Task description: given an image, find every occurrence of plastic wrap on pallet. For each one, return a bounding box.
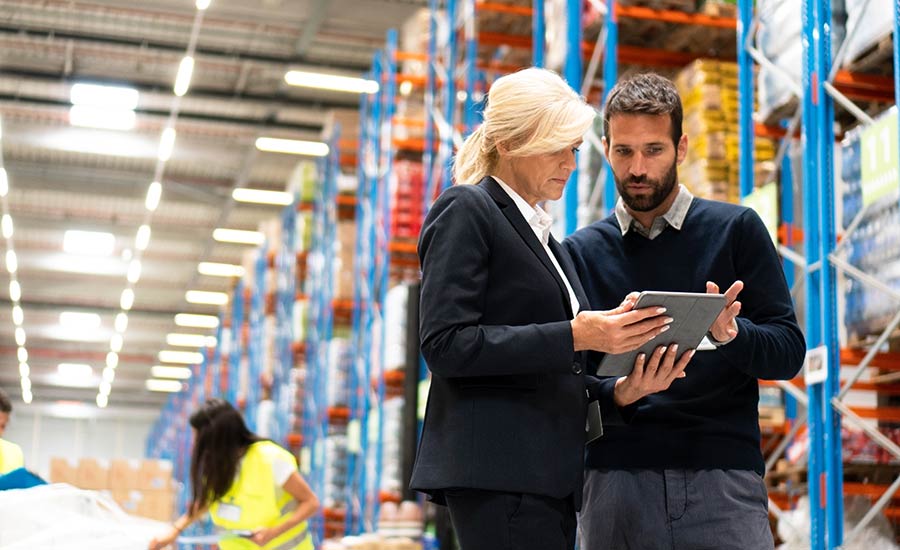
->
[327,338,352,408]
[843,0,894,64]
[287,161,318,202]
[380,397,405,497]
[776,496,898,550]
[384,285,409,371]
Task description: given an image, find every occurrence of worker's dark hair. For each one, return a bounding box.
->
[189,398,261,512]
[0,387,12,414]
[603,73,683,146]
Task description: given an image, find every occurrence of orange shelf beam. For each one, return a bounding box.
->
[841,348,900,371]
[850,406,900,423]
[475,1,534,16]
[388,240,418,255]
[615,4,737,29]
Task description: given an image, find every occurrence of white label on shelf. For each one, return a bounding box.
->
[346,419,362,454]
[299,447,312,475]
[861,108,899,207]
[804,345,829,386]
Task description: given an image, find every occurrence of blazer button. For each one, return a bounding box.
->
[571,363,583,375]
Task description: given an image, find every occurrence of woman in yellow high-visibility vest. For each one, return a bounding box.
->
[149,399,318,550]
[0,388,25,474]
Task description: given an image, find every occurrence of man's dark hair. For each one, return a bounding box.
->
[0,388,12,414]
[603,73,683,146]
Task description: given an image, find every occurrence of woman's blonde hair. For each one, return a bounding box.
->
[452,67,596,185]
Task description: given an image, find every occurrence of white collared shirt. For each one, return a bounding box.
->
[614,184,694,240]
[493,176,581,317]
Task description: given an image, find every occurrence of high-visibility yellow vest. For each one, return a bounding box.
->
[0,438,24,474]
[208,441,313,550]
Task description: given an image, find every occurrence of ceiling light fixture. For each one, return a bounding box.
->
[17,347,28,363]
[135,224,151,251]
[158,350,204,364]
[174,313,219,328]
[110,334,123,353]
[145,181,162,211]
[70,83,139,110]
[127,259,142,284]
[96,394,108,408]
[58,363,93,379]
[19,363,29,377]
[8,281,19,302]
[1,214,12,238]
[151,365,192,380]
[63,230,115,256]
[212,228,265,245]
[185,290,229,305]
[102,367,115,383]
[120,288,135,310]
[59,311,101,329]
[12,305,23,326]
[69,106,137,131]
[0,168,7,196]
[198,262,245,278]
[255,137,329,157]
[196,0,212,10]
[5,250,16,273]
[158,127,176,162]
[15,327,25,346]
[146,379,184,393]
[284,70,379,94]
[115,312,128,333]
[166,333,216,348]
[232,188,294,206]
[106,352,119,369]
[174,56,195,97]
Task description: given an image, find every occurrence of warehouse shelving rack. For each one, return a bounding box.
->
[736,0,900,547]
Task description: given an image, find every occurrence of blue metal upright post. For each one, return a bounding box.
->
[814,0,842,546]
[801,0,826,546]
[781,145,799,422]
[533,0,545,67]
[563,0,582,234]
[424,0,438,212]
[443,0,459,190]
[737,0,754,199]
[463,0,478,133]
[602,0,619,216]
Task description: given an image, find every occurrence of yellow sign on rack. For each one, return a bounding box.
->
[741,182,779,244]
[861,108,899,207]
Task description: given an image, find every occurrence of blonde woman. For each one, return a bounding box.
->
[410,67,691,550]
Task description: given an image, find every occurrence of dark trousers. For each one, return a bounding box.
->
[578,469,773,550]
[444,489,576,550]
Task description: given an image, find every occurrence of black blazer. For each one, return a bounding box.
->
[409,176,593,506]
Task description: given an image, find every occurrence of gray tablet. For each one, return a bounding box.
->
[595,291,727,377]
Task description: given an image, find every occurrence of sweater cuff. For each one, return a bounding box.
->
[587,376,638,426]
[715,317,752,363]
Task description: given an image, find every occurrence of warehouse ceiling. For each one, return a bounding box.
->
[0,0,427,417]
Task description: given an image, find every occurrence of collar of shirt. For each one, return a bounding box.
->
[493,176,554,245]
[614,184,694,239]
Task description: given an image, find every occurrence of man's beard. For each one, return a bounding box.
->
[614,160,678,212]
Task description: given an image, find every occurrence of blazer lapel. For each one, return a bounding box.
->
[479,177,572,313]
[549,237,589,315]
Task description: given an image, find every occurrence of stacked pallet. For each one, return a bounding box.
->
[675,59,777,203]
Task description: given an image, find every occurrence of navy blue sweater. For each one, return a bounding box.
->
[563,198,805,474]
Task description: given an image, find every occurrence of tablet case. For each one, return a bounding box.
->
[595,291,726,377]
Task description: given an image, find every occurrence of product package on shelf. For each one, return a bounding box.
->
[327,338,352,409]
[334,220,356,301]
[843,0,894,72]
[384,285,409,372]
[287,161,319,203]
[400,7,430,78]
[379,397,405,501]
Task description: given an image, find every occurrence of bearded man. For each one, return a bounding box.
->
[563,73,805,550]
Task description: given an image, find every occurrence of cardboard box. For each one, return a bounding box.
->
[109,459,141,489]
[49,457,78,485]
[137,489,176,522]
[77,458,110,490]
[138,459,173,491]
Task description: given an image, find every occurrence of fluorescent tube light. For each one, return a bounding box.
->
[158,127,176,162]
[232,188,293,205]
[15,327,25,346]
[174,313,219,328]
[196,0,211,10]
[174,56,195,97]
[106,352,119,369]
[0,168,7,196]
[115,312,128,333]
[70,83,139,109]
[255,137,329,157]
[96,394,108,408]
[110,333,123,353]
[212,228,265,245]
[19,363,28,377]
[22,390,32,404]
[17,347,28,363]
[58,363,93,379]
[99,381,111,396]
[151,366,192,379]
[12,305,23,325]
[60,311,101,329]
[145,181,162,211]
[9,281,20,302]
[120,288,134,310]
[399,80,413,96]
[135,225,151,251]
[146,379,184,392]
[198,262,245,277]
[284,70,379,94]
[69,106,136,131]
[158,350,204,364]
[185,290,229,305]
[63,230,115,256]
[21,377,30,392]
[166,333,216,347]
[127,259,141,283]
[102,366,115,383]
[5,250,16,273]
[1,214,12,238]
